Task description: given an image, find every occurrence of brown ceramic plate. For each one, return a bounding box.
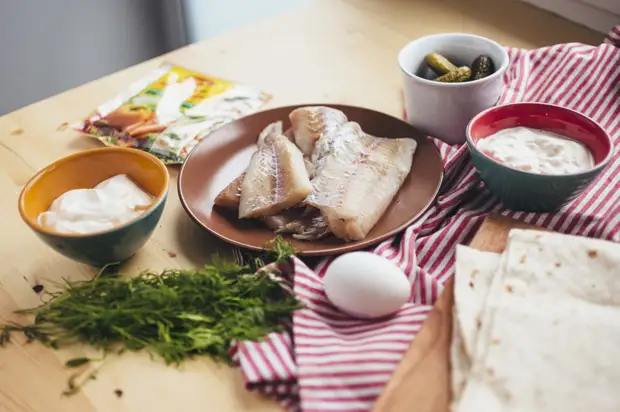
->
[178,104,444,255]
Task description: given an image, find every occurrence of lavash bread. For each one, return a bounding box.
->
[451,246,501,404]
[452,229,620,412]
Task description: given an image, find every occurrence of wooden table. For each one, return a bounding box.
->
[0,1,600,411]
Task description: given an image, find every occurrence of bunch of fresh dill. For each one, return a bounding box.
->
[0,238,301,368]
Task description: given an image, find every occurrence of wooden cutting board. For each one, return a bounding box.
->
[371,213,541,412]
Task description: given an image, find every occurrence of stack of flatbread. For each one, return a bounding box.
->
[451,229,620,412]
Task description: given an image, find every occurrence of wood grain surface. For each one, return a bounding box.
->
[0,0,601,411]
[371,213,543,412]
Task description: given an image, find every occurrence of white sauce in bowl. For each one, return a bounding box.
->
[38,174,154,234]
[477,127,594,174]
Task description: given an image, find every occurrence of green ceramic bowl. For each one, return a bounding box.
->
[466,103,613,212]
[18,147,169,266]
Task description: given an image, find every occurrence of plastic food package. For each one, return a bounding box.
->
[77,63,271,164]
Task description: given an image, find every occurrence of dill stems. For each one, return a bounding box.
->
[0,239,301,366]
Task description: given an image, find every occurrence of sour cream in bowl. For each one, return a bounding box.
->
[19,147,169,266]
[477,127,595,175]
[37,174,155,235]
[466,103,612,212]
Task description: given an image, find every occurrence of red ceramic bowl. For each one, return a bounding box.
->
[466,103,613,212]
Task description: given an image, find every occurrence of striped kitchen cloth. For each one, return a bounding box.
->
[233,26,620,412]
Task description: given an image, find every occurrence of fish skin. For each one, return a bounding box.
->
[305,122,417,241]
[289,106,348,156]
[238,131,312,219]
[214,172,245,209]
[262,206,330,240]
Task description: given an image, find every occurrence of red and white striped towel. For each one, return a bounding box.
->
[233,27,620,412]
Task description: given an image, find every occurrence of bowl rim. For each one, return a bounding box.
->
[18,147,169,238]
[465,102,614,177]
[397,32,510,88]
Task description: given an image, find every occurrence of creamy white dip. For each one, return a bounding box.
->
[38,174,154,234]
[477,127,594,174]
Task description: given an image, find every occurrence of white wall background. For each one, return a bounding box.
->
[182,0,311,42]
[0,0,171,115]
[517,0,619,34]
[2,0,610,115]
[0,0,310,115]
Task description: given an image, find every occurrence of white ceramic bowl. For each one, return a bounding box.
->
[398,33,509,145]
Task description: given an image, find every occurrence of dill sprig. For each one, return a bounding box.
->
[0,237,301,385]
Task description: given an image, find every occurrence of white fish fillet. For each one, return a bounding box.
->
[289,106,348,156]
[305,122,417,241]
[214,122,312,210]
[238,125,313,219]
[214,122,283,209]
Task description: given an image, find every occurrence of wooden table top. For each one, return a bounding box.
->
[0,0,600,411]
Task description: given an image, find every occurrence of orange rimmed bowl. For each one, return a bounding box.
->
[18,147,169,266]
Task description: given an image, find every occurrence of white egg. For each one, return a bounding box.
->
[323,251,411,319]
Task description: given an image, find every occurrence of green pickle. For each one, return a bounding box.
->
[434,66,472,83]
[471,55,495,80]
[425,53,458,75]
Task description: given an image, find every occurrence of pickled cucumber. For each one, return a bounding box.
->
[471,55,495,80]
[425,53,458,75]
[434,66,472,83]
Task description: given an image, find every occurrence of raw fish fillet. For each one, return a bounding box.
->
[215,176,329,240]
[214,121,283,210]
[238,127,313,219]
[214,172,245,209]
[215,157,314,211]
[213,121,313,210]
[215,105,343,211]
[215,171,328,240]
[289,106,348,156]
[305,122,417,241]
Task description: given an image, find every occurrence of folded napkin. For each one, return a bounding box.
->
[233,26,620,412]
